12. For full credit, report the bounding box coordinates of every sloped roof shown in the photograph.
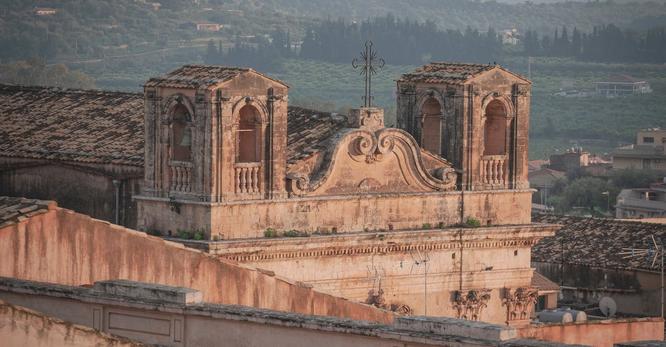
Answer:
[0,196,55,228]
[287,107,348,165]
[0,85,145,166]
[531,271,559,292]
[144,64,288,89]
[398,62,530,85]
[532,214,666,271]
[0,84,339,167]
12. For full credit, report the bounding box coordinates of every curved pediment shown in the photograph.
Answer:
[287,128,457,196]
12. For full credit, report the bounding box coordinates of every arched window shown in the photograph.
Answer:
[237,105,261,163]
[421,97,443,155]
[171,104,192,162]
[483,100,507,156]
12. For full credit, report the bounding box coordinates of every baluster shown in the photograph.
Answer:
[252,166,259,193]
[241,167,247,193]
[170,166,176,191]
[498,158,505,186]
[184,167,191,192]
[235,167,241,193]
[493,158,499,184]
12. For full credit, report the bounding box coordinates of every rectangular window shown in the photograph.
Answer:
[643,136,655,143]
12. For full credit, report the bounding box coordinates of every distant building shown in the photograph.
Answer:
[529,167,565,205]
[549,148,589,173]
[613,128,666,171]
[594,74,652,96]
[196,23,222,32]
[616,182,666,219]
[33,7,57,16]
[501,29,520,45]
[179,22,223,32]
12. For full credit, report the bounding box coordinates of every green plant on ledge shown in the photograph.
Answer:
[264,228,279,238]
[464,217,481,228]
[422,223,432,230]
[176,229,192,239]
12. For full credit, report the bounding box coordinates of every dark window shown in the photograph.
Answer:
[644,136,655,143]
[484,100,507,156]
[237,105,261,163]
[171,105,191,162]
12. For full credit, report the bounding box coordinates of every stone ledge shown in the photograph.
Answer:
[93,279,203,305]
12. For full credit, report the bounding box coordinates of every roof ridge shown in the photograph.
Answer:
[0,83,142,97]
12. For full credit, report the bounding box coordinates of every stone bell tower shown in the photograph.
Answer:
[137,65,289,235]
[396,62,531,191]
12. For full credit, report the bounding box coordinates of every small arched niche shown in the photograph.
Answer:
[483,100,508,156]
[237,104,262,163]
[171,104,192,162]
[421,97,443,155]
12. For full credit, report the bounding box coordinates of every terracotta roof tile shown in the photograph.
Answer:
[144,65,250,88]
[531,271,559,291]
[0,85,144,166]
[1,84,338,167]
[532,214,666,271]
[286,107,348,165]
[398,62,496,84]
[0,196,55,228]
[144,64,288,89]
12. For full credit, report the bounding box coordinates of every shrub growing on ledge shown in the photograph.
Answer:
[464,217,481,228]
[264,228,278,238]
[422,223,432,229]
[284,229,309,237]
[193,230,205,240]
[177,229,192,239]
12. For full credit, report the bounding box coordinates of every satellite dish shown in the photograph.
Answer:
[599,297,617,318]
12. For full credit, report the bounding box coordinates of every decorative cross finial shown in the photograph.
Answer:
[352,40,385,107]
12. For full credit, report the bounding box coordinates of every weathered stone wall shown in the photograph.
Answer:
[516,318,664,347]
[0,300,145,347]
[0,158,142,228]
[0,206,393,323]
[137,189,533,239]
[200,224,556,324]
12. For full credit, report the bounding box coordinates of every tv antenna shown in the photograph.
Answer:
[410,249,430,315]
[619,234,663,318]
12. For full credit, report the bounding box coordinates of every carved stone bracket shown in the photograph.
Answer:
[452,289,491,321]
[365,287,413,316]
[348,107,384,131]
[502,287,538,325]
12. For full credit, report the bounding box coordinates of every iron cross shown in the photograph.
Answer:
[352,40,385,107]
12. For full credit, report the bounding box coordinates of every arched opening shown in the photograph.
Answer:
[483,100,507,156]
[171,104,192,162]
[237,105,261,163]
[421,97,443,155]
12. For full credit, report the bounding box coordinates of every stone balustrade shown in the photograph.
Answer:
[480,155,507,188]
[235,162,261,195]
[170,161,192,192]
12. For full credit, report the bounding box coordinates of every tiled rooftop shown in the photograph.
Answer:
[0,84,343,167]
[0,196,55,228]
[144,64,287,89]
[531,271,559,292]
[287,107,348,165]
[532,214,666,271]
[398,62,496,84]
[0,84,144,166]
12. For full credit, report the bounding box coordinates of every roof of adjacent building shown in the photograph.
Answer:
[0,196,55,228]
[531,271,559,292]
[595,74,646,84]
[397,62,529,84]
[144,64,287,89]
[532,214,666,271]
[612,145,666,159]
[287,107,348,165]
[0,84,341,168]
[0,85,145,166]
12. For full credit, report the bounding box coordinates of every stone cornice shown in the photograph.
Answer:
[193,224,559,262]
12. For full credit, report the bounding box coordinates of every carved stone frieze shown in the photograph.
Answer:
[502,287,538,324]
[365,287,413,316]
[452,289,491,321]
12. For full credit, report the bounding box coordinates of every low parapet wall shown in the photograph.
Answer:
[516,318,664,347]
[137,189,533,239]
[0,206,393,323]
[0,299,145,347]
